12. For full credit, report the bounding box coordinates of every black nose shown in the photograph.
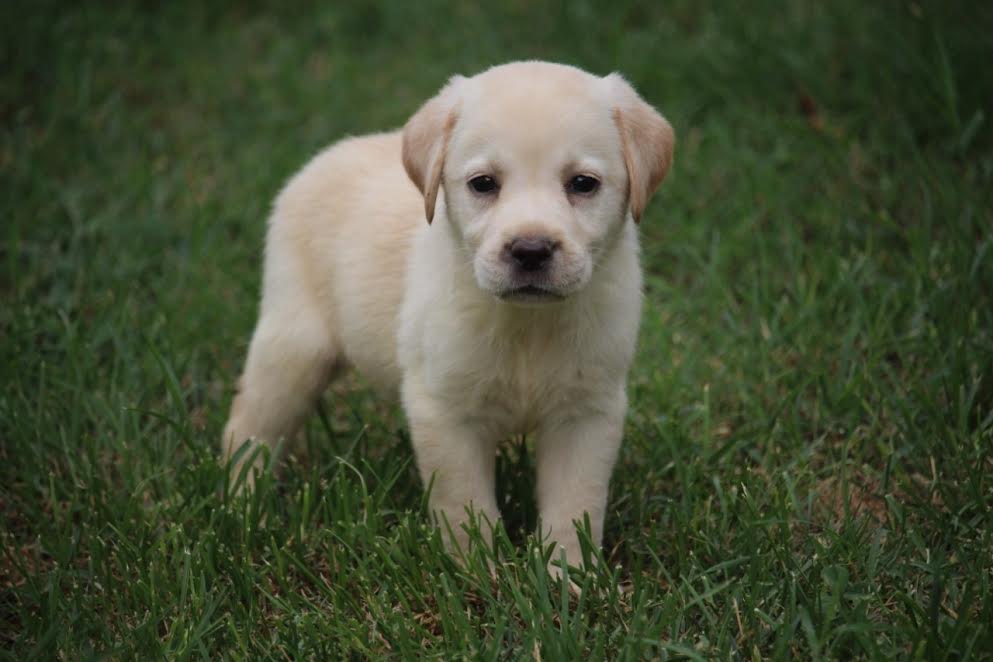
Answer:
[508,237,555,271]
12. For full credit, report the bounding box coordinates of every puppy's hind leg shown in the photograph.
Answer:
[222,301,339,488]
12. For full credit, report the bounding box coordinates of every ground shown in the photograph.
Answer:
[2,1,992,658]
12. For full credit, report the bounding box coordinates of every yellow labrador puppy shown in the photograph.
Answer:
[222,61,674,568]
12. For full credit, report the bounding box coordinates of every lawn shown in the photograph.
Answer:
[2,1,992,658]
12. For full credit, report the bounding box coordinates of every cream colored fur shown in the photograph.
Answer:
[222,61,674,570]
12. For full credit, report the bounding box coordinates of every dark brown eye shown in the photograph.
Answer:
[468,175,498,194]
[566,175,599,195]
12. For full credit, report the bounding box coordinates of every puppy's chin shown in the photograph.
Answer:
[497,285,567,306]
[474,266,590,306]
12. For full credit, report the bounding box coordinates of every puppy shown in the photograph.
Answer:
[222,61,674,569]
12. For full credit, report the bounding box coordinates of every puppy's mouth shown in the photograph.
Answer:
[498,285,566,303]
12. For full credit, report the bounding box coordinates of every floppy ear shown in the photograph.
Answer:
[606,73,675,223]
[402,76,463,224]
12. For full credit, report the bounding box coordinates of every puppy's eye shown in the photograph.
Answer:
[468,175,499,194]
[566,175,600,195]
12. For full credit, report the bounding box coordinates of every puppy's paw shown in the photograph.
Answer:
[221,441,273,498]
[547,559,584,596]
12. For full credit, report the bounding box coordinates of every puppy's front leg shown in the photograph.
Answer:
[403,377,500,553]
[536,390,626,570]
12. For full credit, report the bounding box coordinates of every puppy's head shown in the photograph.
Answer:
[403,61,674,304]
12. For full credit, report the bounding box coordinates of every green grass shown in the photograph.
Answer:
[3,1,992,658]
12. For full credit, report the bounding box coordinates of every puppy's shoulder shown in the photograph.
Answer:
[274,131,403,207]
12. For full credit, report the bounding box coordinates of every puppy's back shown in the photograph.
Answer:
[263,131,424,392]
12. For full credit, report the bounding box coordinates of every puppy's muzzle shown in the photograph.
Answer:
[504,236,559,272]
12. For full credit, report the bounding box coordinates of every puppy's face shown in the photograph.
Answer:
[403,62,674,304]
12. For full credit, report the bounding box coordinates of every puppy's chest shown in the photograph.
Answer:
[454,336,603,433]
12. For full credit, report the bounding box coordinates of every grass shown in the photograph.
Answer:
[2,0,992,658]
